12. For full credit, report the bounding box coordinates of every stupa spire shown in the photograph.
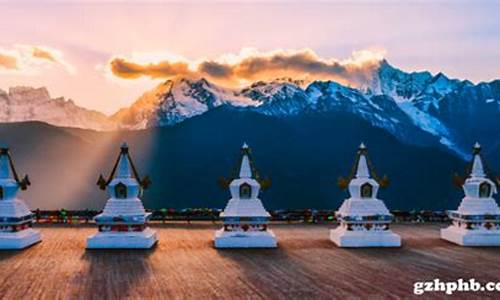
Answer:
[0,145,30,190]
[355,143,370,179]
[116,142,133,178]
[0,147,11,180]
[97,142,150,190]
[239,142,253,179]
[470,142,485,178]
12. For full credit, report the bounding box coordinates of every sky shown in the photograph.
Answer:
[0,1,499,115]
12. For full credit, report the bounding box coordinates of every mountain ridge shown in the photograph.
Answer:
[2,60,499,159]
[0,86,116,131]
[108,61,499,158]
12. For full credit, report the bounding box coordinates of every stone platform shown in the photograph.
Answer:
[214,228,277,248]
[441,226,500,246]
[0,228,41,250]
[330,227,401,247]
[86,227,157,249]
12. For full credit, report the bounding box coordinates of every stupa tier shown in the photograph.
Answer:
[441,143,500,246]
[0,146,41,249]
[330,143,401,247]
[86,143,157,249]
[214,143,277,248]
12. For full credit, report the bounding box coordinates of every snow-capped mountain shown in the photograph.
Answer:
[0,87,115,131]
[365,61,500,157]
[109,61,498,158]
[1,61,498,159]
[304,81,438,146]
[238,79,309,116]
[367,60,472,102]
[111,77,253,129]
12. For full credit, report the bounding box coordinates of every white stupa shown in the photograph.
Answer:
[441,143,500,246]
[330,143,401,247]
[0,145,41,249]
[214,143,277,248]
[87,143,157,249]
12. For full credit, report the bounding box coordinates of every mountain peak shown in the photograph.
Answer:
[112,76,254,129]
[377,58,391,70]
[1,86,114,130]
[2,62,498,161]
[165,75,211,87]
[8,86,51,102]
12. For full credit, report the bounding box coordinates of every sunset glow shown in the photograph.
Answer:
[0,1,498,114]
[108,48,385,87]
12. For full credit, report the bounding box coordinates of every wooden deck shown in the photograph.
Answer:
[0,224,498,299]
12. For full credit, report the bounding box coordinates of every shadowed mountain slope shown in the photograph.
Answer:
[0,106,474,211]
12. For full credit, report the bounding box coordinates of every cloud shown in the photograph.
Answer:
[0,45,75,75]
[32,46,57,62]
[107,48,386,87]
[110,58,190,79]
[0,53,18,70]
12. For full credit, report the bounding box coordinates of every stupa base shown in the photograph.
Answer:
[441,226,500,246]
[0,228,41,250]
[330,227,401,248]
[86,227,157,249]
[214,229,277,248]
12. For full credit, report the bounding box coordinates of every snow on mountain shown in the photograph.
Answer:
[365,60,432,102]
[362,60,496,158]
[367,60,472,103]
[112,75,420,143]
[239,79,309,116]
[2,61,498,159]
[430,80,500,152]
[111,77,253,129]
[109,61,500,158]
[0,86,115,131]
[110,73,438,151]
[303,80,436,147]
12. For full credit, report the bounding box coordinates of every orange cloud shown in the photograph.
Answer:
[0,53,18,70]
[110,58,190,79]
[108,48,385,87]
[32,46,57,62]
[0,45,75,75]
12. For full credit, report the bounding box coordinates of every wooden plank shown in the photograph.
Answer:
[0,224,498,299]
